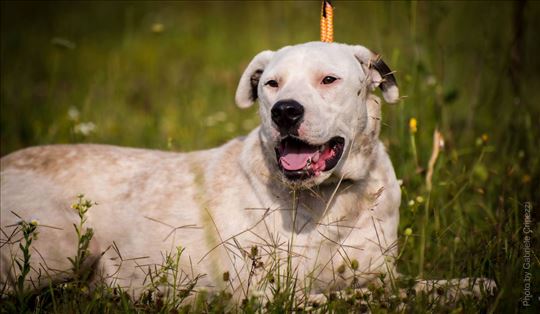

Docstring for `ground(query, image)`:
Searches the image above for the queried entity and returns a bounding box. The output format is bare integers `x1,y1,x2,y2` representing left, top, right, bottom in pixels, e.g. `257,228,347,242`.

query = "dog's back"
1,144,202,292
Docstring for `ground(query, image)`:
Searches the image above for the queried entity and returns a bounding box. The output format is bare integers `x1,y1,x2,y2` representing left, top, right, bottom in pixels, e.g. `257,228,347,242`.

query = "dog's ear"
351,45,399,104
235,50,275,108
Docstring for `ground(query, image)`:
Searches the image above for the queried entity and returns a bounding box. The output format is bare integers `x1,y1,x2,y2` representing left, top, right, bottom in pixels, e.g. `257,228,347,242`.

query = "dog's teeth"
304,158,312,171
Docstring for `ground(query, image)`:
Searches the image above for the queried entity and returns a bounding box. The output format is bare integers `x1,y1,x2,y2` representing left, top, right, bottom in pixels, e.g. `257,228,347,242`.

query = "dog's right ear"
235,50,274,108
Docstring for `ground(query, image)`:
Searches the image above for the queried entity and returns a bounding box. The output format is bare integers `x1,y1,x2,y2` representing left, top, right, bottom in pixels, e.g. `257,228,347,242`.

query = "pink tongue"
280,145,319,171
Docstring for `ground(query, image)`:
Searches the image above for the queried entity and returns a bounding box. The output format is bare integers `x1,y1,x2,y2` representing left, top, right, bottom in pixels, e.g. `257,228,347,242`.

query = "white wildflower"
204,116,217,127
213,111,227,122
68,107,80,121
425,75,437,87
74,122,96,136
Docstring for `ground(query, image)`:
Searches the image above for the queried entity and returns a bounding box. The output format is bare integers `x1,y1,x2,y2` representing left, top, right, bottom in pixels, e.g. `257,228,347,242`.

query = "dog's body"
1,42,492,300
1,126,398,297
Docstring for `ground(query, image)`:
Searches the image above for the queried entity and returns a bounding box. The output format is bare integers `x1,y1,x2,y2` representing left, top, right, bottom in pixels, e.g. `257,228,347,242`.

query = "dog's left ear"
351,45,399,104
235,50,275,108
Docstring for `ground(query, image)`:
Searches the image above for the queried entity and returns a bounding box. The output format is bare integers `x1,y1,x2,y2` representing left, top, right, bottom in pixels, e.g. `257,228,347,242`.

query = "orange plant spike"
320,0,334,42
320,12,327,41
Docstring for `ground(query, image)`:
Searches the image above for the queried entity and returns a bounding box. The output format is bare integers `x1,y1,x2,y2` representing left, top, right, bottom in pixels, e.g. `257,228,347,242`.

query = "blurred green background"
2,1,538,156
1,1,539,311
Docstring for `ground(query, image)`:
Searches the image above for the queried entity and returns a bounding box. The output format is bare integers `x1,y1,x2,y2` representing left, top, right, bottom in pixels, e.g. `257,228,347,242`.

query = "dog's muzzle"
275,136,345,181
271,100,304,135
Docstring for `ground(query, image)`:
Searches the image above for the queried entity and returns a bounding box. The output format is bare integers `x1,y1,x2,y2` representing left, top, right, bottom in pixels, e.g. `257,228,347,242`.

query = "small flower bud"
404,228,413,236
350,259,359,271
250,246,258,257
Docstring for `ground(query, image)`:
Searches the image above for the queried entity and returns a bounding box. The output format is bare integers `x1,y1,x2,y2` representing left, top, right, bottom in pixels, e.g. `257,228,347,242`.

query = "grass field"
1,1,539,312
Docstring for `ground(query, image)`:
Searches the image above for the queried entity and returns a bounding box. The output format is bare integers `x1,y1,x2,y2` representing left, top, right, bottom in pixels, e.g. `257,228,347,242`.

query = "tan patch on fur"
1,146,69,173
190,160,225,289
208,139,244,192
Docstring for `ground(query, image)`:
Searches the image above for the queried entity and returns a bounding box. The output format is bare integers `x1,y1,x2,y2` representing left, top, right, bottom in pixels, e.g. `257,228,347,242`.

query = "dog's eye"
321,76,338,85
265,80,279,88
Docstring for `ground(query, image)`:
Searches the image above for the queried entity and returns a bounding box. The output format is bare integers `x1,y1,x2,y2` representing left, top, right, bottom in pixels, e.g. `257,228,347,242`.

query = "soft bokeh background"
1,1,539,311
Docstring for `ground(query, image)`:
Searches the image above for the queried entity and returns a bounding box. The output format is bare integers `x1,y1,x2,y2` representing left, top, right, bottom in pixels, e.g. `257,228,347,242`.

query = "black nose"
271,100,304,134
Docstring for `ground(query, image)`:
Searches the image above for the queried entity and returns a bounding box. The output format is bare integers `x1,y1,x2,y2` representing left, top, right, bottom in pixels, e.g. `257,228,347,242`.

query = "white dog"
0,42,492,302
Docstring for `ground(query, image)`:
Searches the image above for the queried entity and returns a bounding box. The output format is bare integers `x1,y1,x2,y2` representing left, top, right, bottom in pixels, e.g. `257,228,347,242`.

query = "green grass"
1,1,539,312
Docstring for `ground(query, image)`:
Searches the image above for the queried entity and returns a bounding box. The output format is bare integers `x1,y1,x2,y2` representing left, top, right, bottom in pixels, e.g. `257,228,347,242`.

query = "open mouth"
274,136,345,181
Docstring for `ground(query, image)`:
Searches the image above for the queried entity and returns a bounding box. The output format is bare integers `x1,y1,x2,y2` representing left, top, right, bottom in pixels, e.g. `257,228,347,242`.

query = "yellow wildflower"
151,23,164,33
481,133,489,143
409,118,417,134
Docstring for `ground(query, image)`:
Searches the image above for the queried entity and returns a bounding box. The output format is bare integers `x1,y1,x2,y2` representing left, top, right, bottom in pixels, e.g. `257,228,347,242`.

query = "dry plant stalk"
426,129,444,191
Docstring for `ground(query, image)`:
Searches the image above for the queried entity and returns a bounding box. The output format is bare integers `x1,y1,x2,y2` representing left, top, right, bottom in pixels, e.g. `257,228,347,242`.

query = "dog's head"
236,42,399,187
